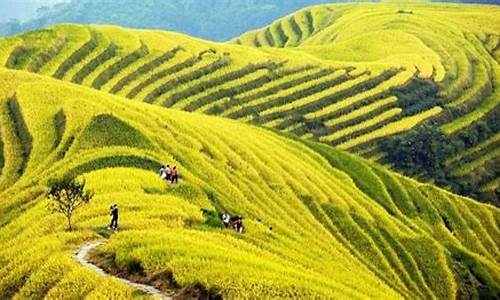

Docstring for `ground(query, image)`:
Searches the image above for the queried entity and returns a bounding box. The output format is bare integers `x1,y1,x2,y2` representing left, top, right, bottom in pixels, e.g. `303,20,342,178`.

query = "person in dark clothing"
109,204,119,230
107,205,113,228
235,218,244,233
171,166,178,184
229,215,244,233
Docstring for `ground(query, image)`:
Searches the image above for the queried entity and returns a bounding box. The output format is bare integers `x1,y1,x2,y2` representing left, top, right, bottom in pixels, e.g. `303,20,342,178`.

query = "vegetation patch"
109,46,182,94
72,43,118,84
53,109,66,150
88,248,222,299
75,114,151,150
6,45,38,69
29,37,68,73
7,97,32,176
53,32,99,79
92,43,149,89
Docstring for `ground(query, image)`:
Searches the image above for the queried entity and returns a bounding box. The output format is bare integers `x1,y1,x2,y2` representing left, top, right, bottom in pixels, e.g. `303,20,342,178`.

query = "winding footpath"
75,241,172,300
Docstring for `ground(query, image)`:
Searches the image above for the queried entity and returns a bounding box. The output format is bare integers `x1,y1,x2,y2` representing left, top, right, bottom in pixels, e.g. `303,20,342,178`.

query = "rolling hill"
233,2,500,204
0,2,498,205
0,67,498,298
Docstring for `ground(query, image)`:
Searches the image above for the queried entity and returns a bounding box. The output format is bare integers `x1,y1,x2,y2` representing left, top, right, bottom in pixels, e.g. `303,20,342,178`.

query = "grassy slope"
0,2,498,204
0,68,498,298
0,21,437,152
234,2,500,202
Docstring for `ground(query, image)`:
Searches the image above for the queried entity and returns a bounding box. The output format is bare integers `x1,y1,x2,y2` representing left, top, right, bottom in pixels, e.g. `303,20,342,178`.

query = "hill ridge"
1,2,498,205
0,68,498,298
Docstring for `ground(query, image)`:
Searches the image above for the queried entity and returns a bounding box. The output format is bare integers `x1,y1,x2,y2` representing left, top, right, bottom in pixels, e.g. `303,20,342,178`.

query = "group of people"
108,163,250,234
159,165,179,184
108,204,119,231
221,213,245,233
106,204,249,234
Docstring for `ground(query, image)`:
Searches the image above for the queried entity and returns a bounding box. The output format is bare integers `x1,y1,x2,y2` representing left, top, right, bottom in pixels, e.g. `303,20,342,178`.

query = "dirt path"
75,241,171,300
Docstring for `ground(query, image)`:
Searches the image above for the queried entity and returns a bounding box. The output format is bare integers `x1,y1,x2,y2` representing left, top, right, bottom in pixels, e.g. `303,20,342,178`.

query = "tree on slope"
47,177,93,231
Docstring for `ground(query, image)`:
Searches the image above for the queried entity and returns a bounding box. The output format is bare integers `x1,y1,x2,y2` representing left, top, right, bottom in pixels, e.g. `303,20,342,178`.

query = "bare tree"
47,178,93,231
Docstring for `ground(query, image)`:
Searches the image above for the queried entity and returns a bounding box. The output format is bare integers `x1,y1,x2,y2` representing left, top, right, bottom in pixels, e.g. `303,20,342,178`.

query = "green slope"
233,2,500,204
0,68,498,298
0,2,498,205
235,2,500,131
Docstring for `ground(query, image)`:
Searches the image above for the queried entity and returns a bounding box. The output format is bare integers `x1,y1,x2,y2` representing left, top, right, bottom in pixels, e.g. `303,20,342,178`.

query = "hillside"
233,2,500,203
0,2,498,205
0,67,498,298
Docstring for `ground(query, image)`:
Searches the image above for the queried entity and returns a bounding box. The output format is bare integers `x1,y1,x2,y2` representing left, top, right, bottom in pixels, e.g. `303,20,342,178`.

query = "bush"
201,209,225,229
381,125,451,182
6,45,37,69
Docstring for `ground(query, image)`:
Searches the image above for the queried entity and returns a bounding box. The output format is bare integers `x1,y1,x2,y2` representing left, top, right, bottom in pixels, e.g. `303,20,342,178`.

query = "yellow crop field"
0,3,500,202
320,108,402,143
0,2,499,298
338,107,443,150
0,68,497,299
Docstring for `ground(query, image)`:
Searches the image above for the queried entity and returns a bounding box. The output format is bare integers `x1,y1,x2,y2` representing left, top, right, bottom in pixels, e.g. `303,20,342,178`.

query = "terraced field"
0,4,498,201
234,3,500,203
0,68,499,298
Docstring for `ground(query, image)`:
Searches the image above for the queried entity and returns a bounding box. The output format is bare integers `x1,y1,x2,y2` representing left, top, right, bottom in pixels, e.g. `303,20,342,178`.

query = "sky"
0,0,66,22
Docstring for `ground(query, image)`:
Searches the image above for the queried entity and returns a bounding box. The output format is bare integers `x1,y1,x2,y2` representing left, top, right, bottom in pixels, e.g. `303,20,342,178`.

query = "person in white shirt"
222,213,230,228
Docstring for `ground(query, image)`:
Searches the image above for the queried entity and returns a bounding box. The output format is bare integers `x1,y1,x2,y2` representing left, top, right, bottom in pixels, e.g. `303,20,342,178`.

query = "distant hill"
1,0,499,40
0,0,338,40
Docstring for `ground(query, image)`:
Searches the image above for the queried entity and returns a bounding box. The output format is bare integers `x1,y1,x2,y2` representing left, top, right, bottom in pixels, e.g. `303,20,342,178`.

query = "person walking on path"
165,165,172,181
109,204,119,230
171,166,178,184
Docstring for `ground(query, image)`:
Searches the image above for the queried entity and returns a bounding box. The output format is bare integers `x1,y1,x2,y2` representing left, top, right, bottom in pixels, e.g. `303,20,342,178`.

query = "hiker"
159,165,167,181
221,213,231,228
171,166,178,184
165,164,172,181
109,204,119,230
229,215,244,233
234,217,244,233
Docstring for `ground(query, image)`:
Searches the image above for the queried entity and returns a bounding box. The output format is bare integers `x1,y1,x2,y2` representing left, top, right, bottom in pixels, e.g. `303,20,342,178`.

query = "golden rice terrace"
0,2,499,299
1,3,498,204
